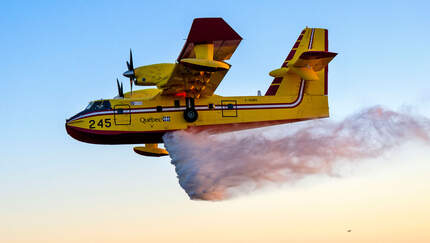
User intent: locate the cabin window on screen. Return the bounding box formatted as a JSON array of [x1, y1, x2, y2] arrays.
[[174, 100, 180, 108], [156, 106, 163, 112]]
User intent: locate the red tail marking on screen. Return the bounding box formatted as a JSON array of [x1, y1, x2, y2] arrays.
[[265, 85, 280, 96], [286, 50, 296, 61], [272, 77, 283, 84]]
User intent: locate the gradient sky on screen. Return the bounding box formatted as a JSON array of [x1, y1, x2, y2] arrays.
[[1, 0, 430, 242]]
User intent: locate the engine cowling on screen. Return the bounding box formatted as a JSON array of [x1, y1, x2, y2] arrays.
[[133, 63, 176, 86]]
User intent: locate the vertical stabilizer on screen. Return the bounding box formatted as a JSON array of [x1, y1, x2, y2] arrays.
[[265, 28, 335, 97]]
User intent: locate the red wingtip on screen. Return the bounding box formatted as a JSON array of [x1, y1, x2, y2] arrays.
[[187, 18, 242, 43]]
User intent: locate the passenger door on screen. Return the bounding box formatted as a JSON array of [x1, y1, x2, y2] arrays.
[[221, 100, 237, 117], [114, 104, 131, 125]]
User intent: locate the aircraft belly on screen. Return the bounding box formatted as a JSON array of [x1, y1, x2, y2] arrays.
[[66, 124, 167, 144]]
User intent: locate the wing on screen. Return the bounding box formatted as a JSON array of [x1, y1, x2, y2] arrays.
[[159, 18, 242, 98]]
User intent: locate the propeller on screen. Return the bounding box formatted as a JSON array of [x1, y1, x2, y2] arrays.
[[116, 78, 124, 98], [123, 49, 135, 95]]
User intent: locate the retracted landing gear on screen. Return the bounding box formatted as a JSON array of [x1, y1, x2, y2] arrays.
[[184, 97, 198, 122]]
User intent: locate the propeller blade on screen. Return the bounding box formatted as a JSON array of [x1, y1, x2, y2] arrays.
[[129, 49, 134, 70], [130, 77, 133, 96], [123, 49, 135, 96], [116, 78, 124, 97], [116, 78, 120, 94], [124, 49, 135, 78]]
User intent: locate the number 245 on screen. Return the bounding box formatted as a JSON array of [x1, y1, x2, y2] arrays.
[[89, 119, 111, 129]]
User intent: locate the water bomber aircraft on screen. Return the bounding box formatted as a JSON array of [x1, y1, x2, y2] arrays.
[[66, 18, 337, 157]]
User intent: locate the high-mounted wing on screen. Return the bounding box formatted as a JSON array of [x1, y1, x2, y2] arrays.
[[177, 18, 242, 62], [159, 18, 242, 98]]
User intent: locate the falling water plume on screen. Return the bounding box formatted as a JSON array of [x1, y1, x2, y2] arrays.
[[163, 106, 430, 201]]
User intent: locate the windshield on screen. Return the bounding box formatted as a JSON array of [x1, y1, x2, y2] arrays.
[[85, 102, 94, 110], [68, 100, 112, 122], [85, 100, 111, 112]]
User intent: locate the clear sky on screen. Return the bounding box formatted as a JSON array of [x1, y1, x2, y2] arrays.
[[1, 0, 430, 242]]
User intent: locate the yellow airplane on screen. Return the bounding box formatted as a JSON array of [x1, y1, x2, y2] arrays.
[[66, 18, 337, 157]]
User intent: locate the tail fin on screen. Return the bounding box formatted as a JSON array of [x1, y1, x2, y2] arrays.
[[265, 28, 336, 96]]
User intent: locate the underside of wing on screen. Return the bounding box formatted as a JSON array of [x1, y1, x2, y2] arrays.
[[160, 18, 242, 98], [159, 63, 229, 98]]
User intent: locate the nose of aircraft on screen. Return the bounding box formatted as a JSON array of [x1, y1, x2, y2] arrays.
[[65, 115, 89, 144], [65, 120, 91, 144], [65, 117, 115, 145], [65, 120, 77, 140]]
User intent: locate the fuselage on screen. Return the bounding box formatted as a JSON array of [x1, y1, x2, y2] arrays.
[[65, 82, 329, 145]]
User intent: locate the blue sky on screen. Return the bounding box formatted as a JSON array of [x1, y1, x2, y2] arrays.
[[2, 0, 429, 154], [1, 0, 429, 242]]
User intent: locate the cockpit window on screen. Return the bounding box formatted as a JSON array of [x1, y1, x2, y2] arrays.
[[101, 100, 111, 109], [85, 102, 94, 110], [85, 100, 111, 111]]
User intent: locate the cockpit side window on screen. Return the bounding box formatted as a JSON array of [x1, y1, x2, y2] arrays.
[[92, 101, 103, 111], [102, 100, 111, 110], [85, 100, 112, 112]]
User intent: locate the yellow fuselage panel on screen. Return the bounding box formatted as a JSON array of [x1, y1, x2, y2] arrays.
[[67, 92, 328, 136]]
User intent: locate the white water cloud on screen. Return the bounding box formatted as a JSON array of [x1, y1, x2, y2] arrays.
[[164, 106, 430, 201]]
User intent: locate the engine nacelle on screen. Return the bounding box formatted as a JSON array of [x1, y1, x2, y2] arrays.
[[133, 63, 176, 86]]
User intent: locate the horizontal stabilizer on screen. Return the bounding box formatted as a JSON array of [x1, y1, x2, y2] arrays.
[[294, 51, 337, 72], [290, 66, 319, 80], [269, 51, 337, 81], [269, 66, 319, 81]]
